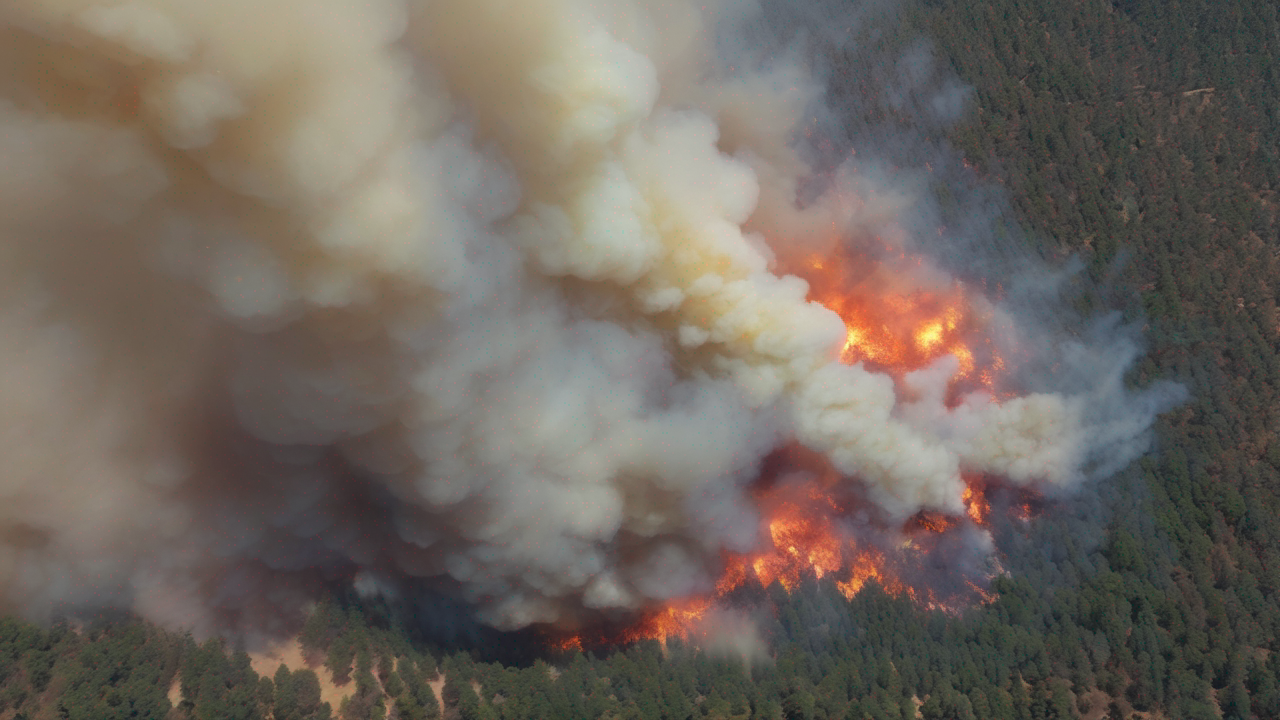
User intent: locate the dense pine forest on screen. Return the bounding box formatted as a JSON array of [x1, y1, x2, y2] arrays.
[[3, 0, 1278, 718]]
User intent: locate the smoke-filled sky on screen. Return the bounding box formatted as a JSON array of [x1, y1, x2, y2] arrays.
[[0, 0, 1182, 637]]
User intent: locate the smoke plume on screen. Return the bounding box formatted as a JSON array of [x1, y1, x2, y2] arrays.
[[0, 0, 1179, 637]]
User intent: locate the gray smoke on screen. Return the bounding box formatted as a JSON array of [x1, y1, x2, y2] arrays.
[[0, 0, 1179, 637]]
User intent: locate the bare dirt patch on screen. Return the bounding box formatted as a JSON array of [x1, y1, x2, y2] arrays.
[[248, 636, 351, 713], [167, 676, 183, 707]]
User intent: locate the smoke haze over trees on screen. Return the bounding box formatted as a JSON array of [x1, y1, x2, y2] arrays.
[[0, 0, 1278, 718], [0, 0, 1179, 637]]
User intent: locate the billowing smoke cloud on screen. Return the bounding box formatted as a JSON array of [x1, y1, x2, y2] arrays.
[[0, 0, 1179, 636]]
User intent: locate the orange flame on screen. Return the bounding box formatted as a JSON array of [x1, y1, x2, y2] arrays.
[[550, 635, 583, 653], [963, 479, 992, 527], [619, 597, 714, 645], [555, 477, 1025, 649], [909, 511, 960, 535], [798, 247, 1000, 395], [550, 246, 1042, 650]]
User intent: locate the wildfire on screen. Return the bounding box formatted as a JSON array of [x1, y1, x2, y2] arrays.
[[550, 635, 584, 653], [834, 547, 910, 599], [739, 486, 905, 604], [550, 246, 1045, 650], [553, 473, 1043, 650], [909, 511, 960, 535], [963, 479, 992, 527], [619, 597, 714, 645], [1013, 500, 1038, 523], [797, 246, 1001, 394], [744, 487, 845, 591]]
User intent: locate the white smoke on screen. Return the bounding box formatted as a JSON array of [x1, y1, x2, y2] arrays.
[[0, 0, 1176, 635]]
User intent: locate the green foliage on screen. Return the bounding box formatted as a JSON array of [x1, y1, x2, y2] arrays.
[[274, 664, 328, 720], [47, 620, 174, 720]]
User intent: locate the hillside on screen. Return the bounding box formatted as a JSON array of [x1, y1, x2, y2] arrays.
[[1, 0, 1278, 719]]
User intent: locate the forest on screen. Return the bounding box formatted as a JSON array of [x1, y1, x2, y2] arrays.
[[2, 0, 1278, 717]]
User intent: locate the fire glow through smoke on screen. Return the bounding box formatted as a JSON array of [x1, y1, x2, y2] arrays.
[[560, 471, 1036, 649], [0, 0, 1184, 645], [796, 243, 1006, 395], [555, 247, 1044, 648]]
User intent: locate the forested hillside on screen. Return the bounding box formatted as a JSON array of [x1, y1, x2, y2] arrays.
[[2, 0, 1277, 718]]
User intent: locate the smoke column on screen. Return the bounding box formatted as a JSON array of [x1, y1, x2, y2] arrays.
[[0, 0, 1180, 637]]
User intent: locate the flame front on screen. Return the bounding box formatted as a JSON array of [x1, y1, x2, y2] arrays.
[[619, 598, 715, 645], [963, 480, 992, 526], [745, 485, 844, 591], [554, 247, 1041, 649], [555, 473, 1040, 649]]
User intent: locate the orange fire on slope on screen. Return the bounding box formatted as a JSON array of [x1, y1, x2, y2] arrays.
[[555, 474, 1015, 648], [618, 597, 716, 645], [963, 482, 991, 526], [551, 472, 1039, 649], [793, 245, 1005, 398], [710, 473, 1001, 610], [552, 247, 1043, 649]]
